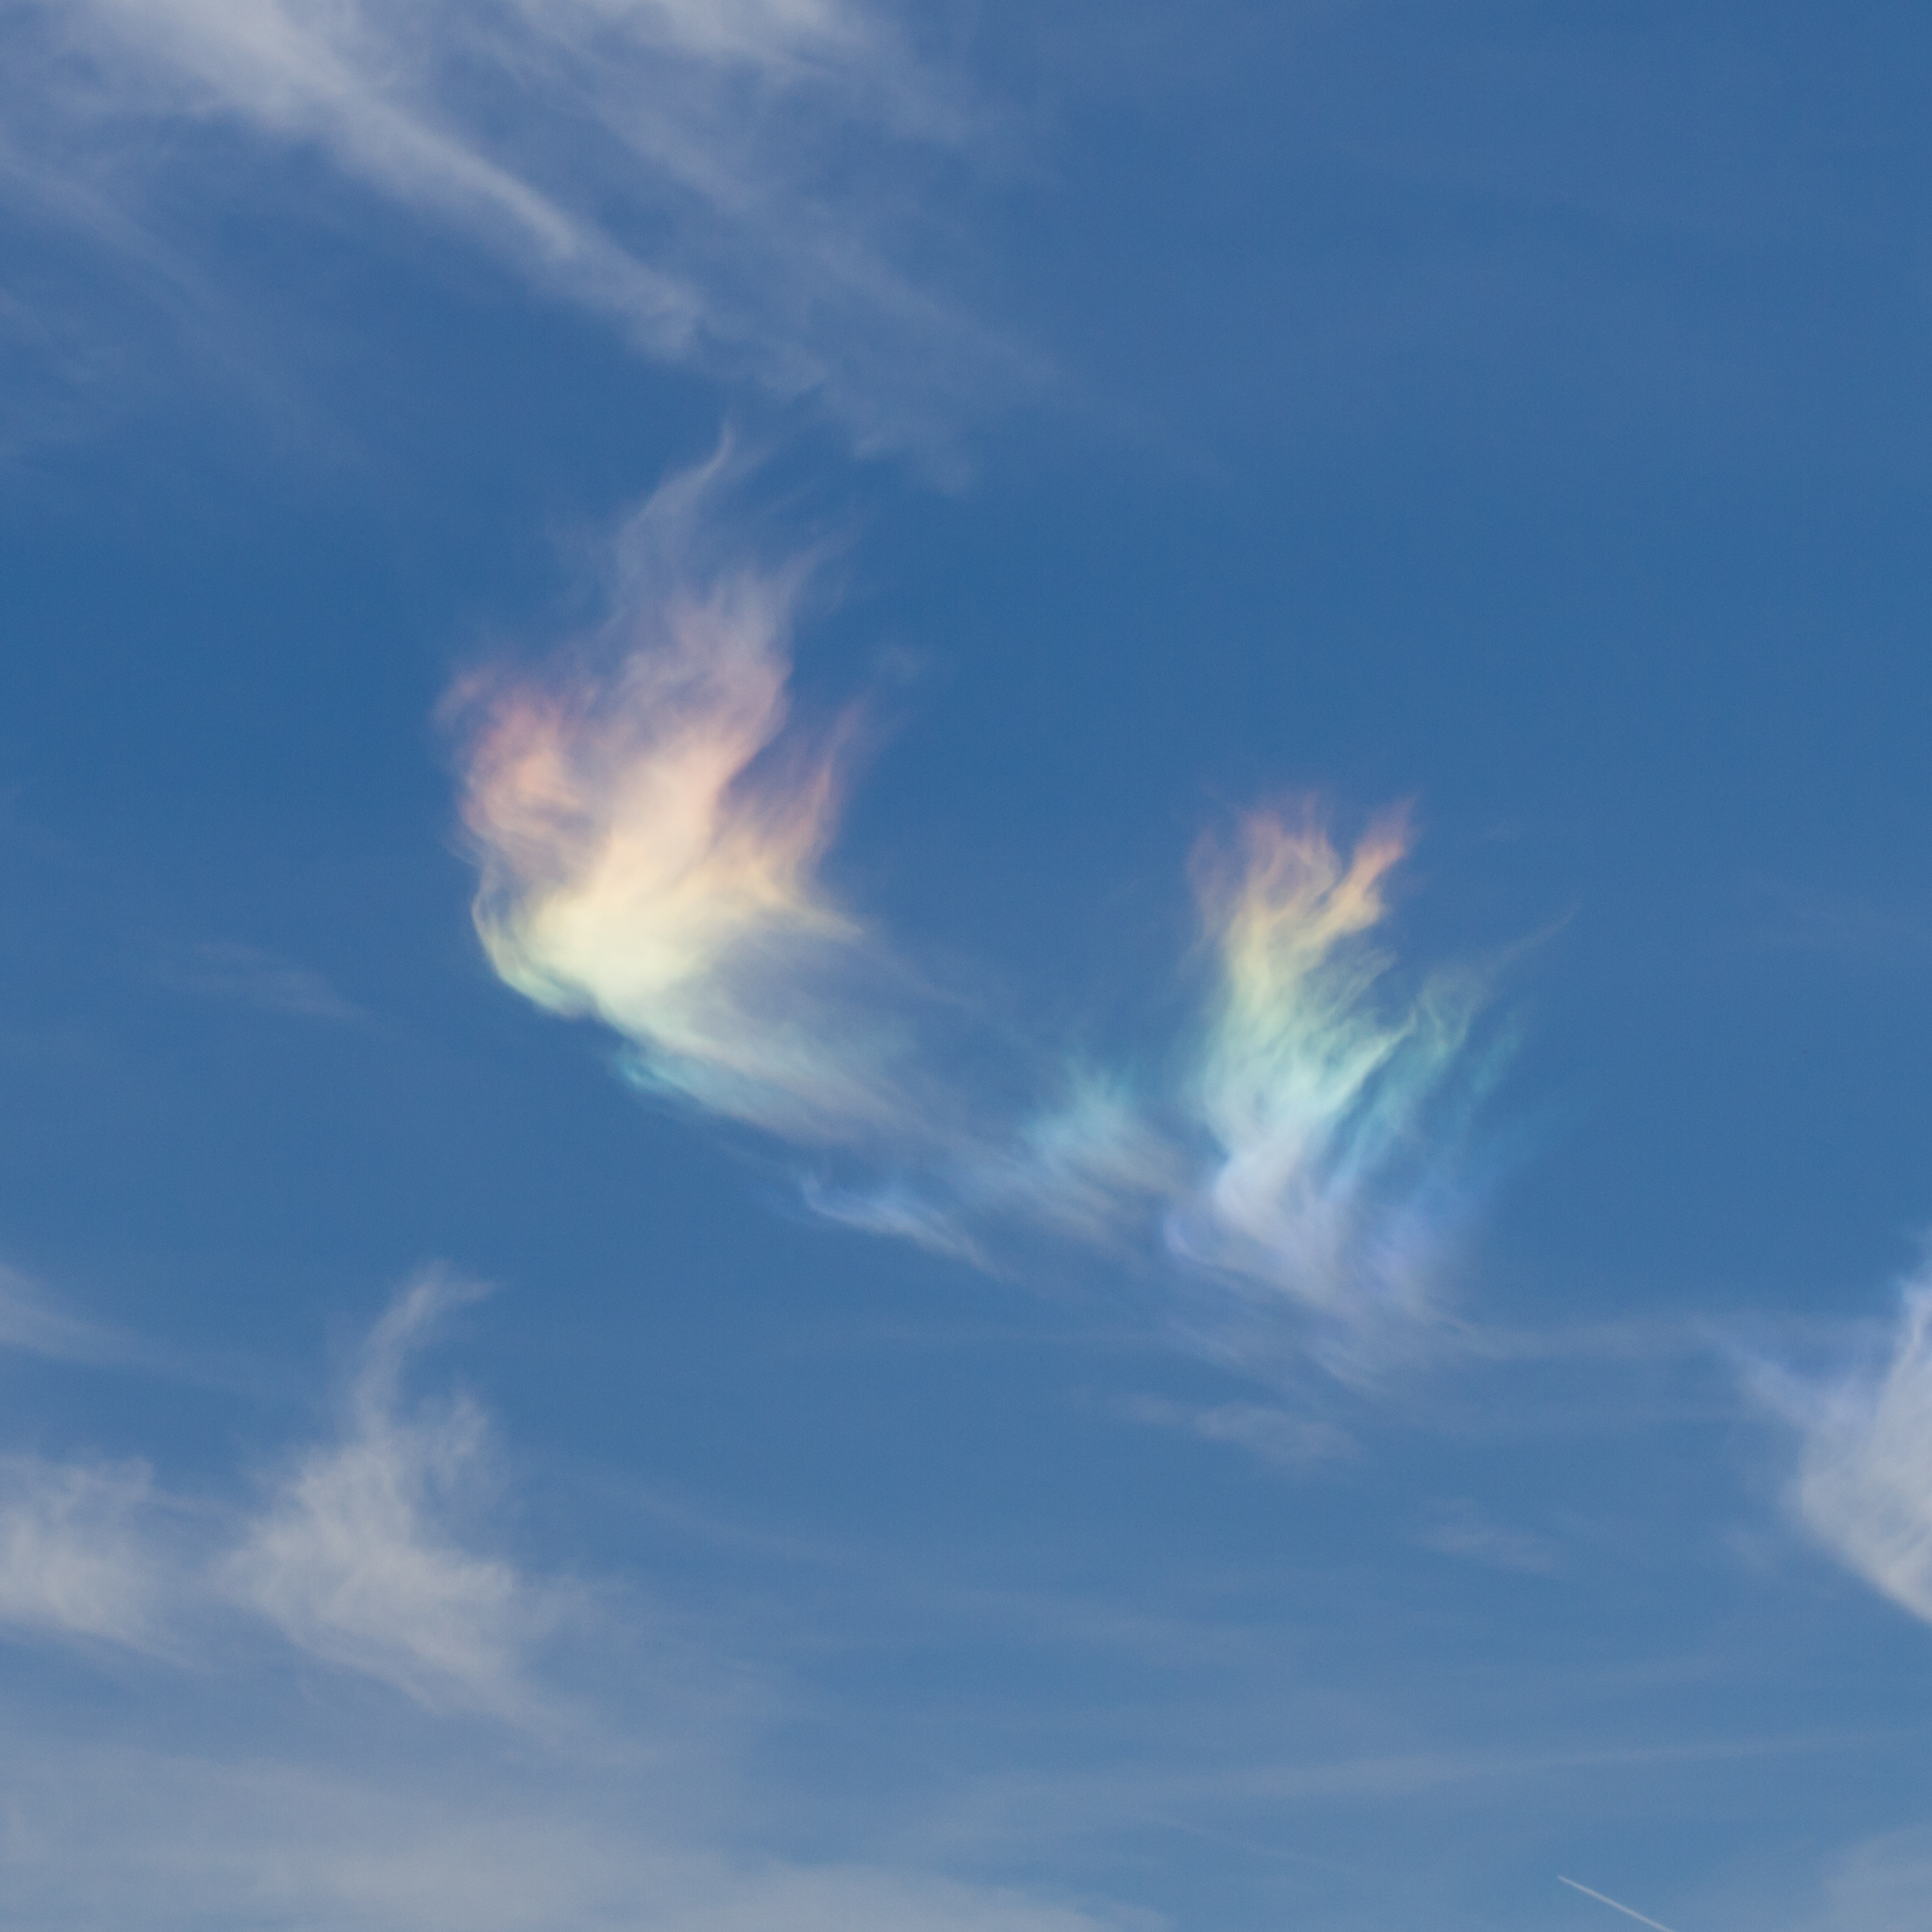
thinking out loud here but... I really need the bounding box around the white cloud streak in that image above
[5,0,1027,456]
[1115,1394,1356,1471]
[1417,1499,1559,1576]
[223,1268,554,1714]
[157,940,366,1024]
[1758,1274,1932,1625]
[0,1268,546,1709]
[0,1261,140,1366]
[1807,1823,1932,1932]
[0,1455,167,1647]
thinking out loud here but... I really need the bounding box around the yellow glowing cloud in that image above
[455,472,899,1142]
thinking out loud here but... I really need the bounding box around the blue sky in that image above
[4,4,1932,1928]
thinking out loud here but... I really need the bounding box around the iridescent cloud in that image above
[454,454,909,1146]
[453,457,1504,1363]
[1167,806,1493,1349]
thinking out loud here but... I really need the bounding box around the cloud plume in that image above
[454,456,1506,1365]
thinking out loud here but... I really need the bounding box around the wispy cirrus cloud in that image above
[223,1268,557,1715]
[2,0,1030,458]
[1753,1269,1932,1626]
[0,1272,1895,1932]
[1738,875,1932,972]
[453,452,1510,1371]
[157,940,366,1024]
[1807,1822,1932,1932]
[1417,1498,1560,1576]
[0,1261,141,1367]
[0,1272,1142,1932]
[1115,1394,1357,1470]
[0,1454,170,1647]
[0,1268,550,1711]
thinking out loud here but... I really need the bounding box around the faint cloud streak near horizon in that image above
[453,453,1510,1373]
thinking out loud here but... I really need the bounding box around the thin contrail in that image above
[1559,1876,1682,1932]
